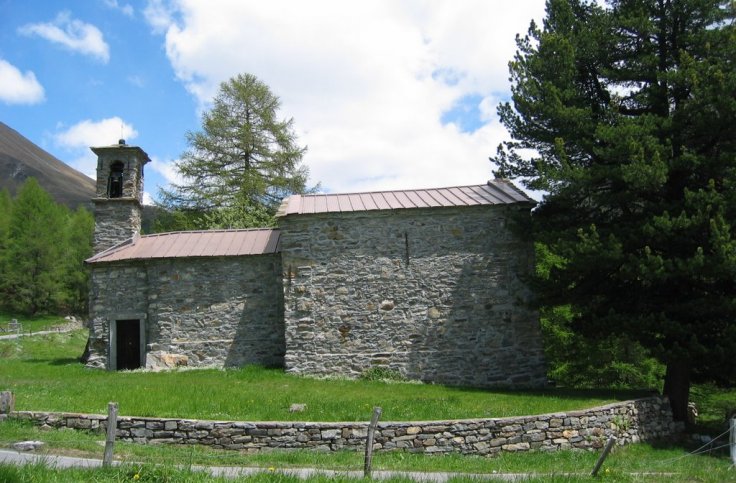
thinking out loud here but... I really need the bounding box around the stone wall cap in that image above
[90,144,151,163]
[10,396,669,427]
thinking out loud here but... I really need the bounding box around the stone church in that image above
[85,141,546,388]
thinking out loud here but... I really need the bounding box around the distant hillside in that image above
[0,122,95,209]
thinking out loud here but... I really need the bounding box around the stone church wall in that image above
[279,205,546,387]
[87,255,284,370]
[87,264,148,369]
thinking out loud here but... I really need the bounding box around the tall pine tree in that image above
[159,73,313,229]
[493,0,736,421]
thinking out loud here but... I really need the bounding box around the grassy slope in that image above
[0,330,649,422]
[0,311,72,334]
[1,329,734,481]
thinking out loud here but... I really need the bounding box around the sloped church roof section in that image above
[87,180,532,265]
[276,179,533,217]
[86,228,281,264]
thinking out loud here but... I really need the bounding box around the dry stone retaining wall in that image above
[10,397,680,456]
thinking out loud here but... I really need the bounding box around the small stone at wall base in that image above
[12,441,45,452]
[289,403,307,413]
[146,351,189,370]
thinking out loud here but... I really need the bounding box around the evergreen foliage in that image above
[0,179,93,315]
[493,0,736,420]
[62,207,94,313]
[158,73,314,230]
[0,189,11,254]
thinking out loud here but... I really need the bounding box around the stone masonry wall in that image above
[87,263,148,369]
[87,255,284,370]
[278,205,546,387]
[92,200,142,254]
[11,397,681,456]
[145,256,284,368]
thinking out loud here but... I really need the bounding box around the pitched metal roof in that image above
[277,179,533,217]
[86,228,281,264]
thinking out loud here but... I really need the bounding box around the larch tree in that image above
[62,206,94,313]
[493,0,736,421]
[1,179,68,314]
[0,189,11,254]
[158,73,313,229]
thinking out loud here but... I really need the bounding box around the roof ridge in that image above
[279,180,532,216]
[301,183,490,198]
[139,227,279,238]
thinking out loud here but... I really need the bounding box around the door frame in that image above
[108,315,146,371]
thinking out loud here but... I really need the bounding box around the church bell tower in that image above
[91,139,150,254]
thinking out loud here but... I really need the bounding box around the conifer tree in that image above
[159,73,313,229]
[493,0,736,420]
[0,189,11,255]
[62,207,94,313]
[1,179,68,314]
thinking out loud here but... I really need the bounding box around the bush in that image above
[541,305,664,389]
[360,366,405,382]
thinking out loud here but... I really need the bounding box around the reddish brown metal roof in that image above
[87,228,281,264]
[277,179,533,217]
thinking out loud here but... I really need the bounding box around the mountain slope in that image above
[0,122,95,209]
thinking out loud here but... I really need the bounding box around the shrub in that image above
[360,366,405,382]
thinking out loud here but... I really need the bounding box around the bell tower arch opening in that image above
[108,161,125,198]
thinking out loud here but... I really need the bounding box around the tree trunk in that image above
[663,359,691,423]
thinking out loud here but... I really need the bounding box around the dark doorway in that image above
[116,319,141,370]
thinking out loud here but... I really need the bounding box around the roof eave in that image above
[85,236,138,264]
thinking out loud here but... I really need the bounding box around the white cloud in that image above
[18,11,110,63]
[144,0,546,193]
[142,192,155,205]
[104,0,135,17]
[149,155,184,187]
[127,75,145,87]
[143,0,176,34]
[54,117,138,177]
[0,59,45,104]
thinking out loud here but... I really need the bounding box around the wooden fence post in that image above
[730,417,735,466]
[591,436,617,477]
[0,391,14,415]
[103,402,118,467]
[363,406,383,478]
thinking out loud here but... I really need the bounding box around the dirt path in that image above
[0,448,539,481]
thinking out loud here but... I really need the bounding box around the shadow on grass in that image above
[442,384,655,402]
[23,357,82,366]
[647,436,732,461]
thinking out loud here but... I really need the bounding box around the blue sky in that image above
[0,0,546,203]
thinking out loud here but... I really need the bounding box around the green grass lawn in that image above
[1,328,735,482]
[0,417,734,482]
[0,311,73,334]
[0,329,650,422]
